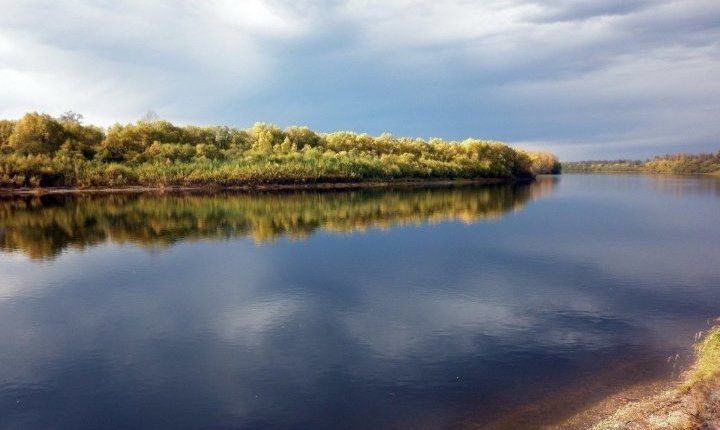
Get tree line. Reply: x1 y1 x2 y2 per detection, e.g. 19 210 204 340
0 112 559 188
562 152 720 175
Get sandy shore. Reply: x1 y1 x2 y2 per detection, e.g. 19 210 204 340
462 365 717 430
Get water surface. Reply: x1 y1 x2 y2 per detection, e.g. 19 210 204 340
1 175 719 429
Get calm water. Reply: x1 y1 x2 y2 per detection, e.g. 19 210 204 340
1 175 719 429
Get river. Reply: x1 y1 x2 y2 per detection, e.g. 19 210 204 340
1 174 719 429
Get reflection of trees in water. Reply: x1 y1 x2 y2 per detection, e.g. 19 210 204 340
0 179 558 259
646 175 720 197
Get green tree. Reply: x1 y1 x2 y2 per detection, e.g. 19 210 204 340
8 112 66 155
195 143 221 160
58 112 104 159
250 123 282 154
0 119 16 152
285 126 319 149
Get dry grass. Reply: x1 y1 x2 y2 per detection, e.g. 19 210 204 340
681 327 720 429
684 327 720 389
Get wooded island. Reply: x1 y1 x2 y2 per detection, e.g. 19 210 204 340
0 112 560 189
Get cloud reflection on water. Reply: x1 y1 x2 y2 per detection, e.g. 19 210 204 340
1 175 720 429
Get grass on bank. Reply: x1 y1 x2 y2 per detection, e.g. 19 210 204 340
684 326 720 390
679 326 720 428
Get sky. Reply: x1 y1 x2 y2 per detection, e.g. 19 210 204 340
0 0 719 160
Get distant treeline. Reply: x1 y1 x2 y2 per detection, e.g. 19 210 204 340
563 151 720 175
0 180 557 259
0 112 559 188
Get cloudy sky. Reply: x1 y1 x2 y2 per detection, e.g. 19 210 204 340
1 0 719 159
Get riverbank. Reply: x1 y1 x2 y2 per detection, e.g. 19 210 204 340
0 177 534 196
561 170 720 177
471 326 720 430
562 151 720 175
561 327 720 430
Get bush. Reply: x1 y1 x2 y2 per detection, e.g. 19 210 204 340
0 112 551 188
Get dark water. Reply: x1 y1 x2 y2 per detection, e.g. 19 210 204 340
1 175 719 430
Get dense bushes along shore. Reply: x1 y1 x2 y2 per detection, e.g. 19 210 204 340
0 112 559 188
563 151 720 175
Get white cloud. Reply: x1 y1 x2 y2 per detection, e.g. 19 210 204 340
0 0 303 124
0 0 718 156
504 44 720 158
328 0 720 157
0 30 165 125
337 0 540 48
203 0 310 37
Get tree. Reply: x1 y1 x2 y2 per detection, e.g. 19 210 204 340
8 112 66 155
280 136 293 153
195 143 221 160
55 111 104 159
98 124 147 162
285 126 319 149
524 151 561 174
0 120 16 151
250 123 282 154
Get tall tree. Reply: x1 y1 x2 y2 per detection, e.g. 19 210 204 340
8 112 65 155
